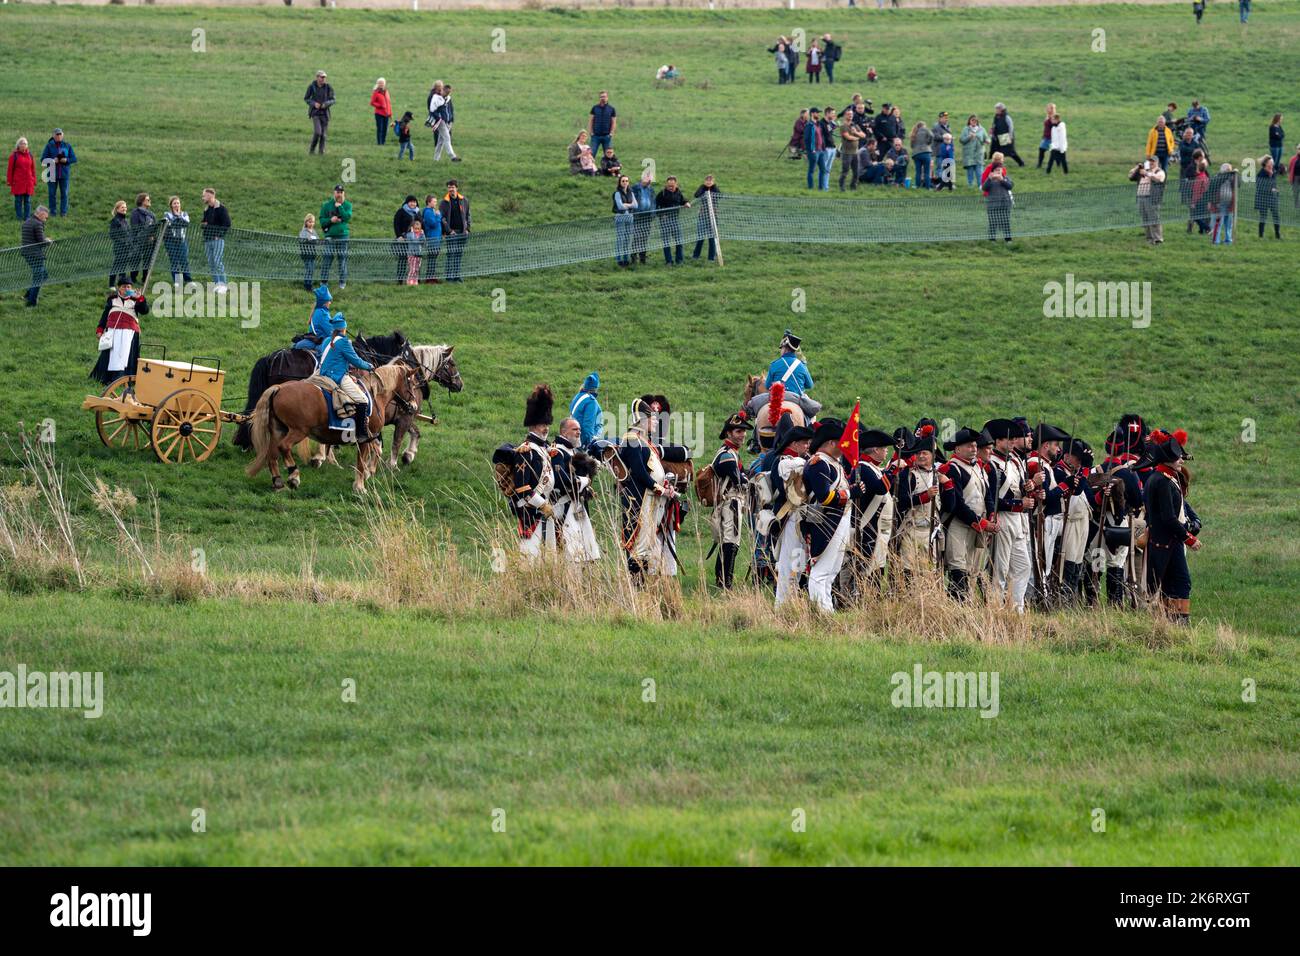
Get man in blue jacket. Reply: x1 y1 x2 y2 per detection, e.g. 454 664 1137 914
40 129 76 217
315 313 376 442
569 372 603 446
764 329 814 397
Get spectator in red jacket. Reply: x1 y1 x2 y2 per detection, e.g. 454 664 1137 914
371 78 392 146
6 137 37 221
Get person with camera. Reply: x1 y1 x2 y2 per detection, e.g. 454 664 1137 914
1131 155 1167 245
991 103 1024 167
984 164 1014 241
304 70 335 155
839 114 864 191
318 184 352 288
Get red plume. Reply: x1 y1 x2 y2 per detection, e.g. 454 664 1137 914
1173 428 1188 446
768 382 785 427
1150 429 1169 444
920 423 935 437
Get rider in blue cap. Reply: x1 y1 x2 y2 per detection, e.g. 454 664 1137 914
295 284 335 351
568 371 603 447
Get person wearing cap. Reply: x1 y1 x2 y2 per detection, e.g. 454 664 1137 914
568 372 603 448
709 411 752 590
1055 437 1096 603
843 427 896 597
771 416 815 607
617 396 687 585
439 180 471 281
91 279 148 390
39 128 76 217
305 70 336 155
798 419 852 612
1140 431 1200 623
764 330 814 398
749 412 800 590
315 311 377 444
319 185 352 288
938 427 992 600
295 285 336 352
895 424 948 576
985 419 1036 613
511 385 558 559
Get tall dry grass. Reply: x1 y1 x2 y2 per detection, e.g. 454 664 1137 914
0 444 1215 648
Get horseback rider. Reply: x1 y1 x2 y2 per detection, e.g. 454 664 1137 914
765 329 814 397
294 284 335 352
314 312 376 443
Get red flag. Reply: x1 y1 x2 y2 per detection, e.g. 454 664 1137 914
839 400 861 468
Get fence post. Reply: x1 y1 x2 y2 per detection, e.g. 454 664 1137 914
705 190 724 268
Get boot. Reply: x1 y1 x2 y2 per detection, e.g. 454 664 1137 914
1172 597 1191 625
1060 561 1081 603
1105 566 1127 608
946 568 968 601
716 543 739 590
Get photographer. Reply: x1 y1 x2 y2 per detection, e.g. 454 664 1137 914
1131 156 1167 245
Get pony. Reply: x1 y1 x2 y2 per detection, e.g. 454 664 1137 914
234 330 414 449
244 363 420 494
741 375 805 451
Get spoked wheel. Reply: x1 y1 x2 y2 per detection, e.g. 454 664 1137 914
151 388 221 464
95 375 147 451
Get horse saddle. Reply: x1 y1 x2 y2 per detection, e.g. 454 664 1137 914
306 374 370 435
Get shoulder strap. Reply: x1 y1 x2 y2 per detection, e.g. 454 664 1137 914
571 392 592 414
780 357 803 383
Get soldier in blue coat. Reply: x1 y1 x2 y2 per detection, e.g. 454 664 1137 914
800 419 851 612
764 329 814 397
710 411 752 590
314 313 376 442
617 396 691 584
511 385 558 558
1138 432 1201 624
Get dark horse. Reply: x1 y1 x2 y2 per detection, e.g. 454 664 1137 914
234 331 414 449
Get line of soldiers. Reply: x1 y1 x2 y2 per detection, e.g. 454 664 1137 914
731 408 1201 622
495 376 1201 624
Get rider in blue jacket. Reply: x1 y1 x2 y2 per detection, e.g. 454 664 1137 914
295 285 335 350
764 329 814 396
316 313 376 442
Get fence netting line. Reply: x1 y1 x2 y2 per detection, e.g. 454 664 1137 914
3 181 1295 294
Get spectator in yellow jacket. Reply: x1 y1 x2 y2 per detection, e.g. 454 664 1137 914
1146 117 1177 172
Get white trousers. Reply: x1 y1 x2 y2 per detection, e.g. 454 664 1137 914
992 521 1031 611
519 518 556 558
808 509 852 613
549 497 601 562
435 124 457 160
774 517 805 607
1043 514 1063 578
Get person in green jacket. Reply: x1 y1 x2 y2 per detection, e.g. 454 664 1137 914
959 115 990 187
318 183 352 289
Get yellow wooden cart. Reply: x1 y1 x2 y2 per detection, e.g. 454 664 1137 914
81 348 246 464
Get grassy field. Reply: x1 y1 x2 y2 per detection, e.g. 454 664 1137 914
0 3 1297 864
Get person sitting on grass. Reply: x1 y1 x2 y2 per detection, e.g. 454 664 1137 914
569 131 596 176
600 147 622 177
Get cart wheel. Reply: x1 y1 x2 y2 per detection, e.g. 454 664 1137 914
151 388 221 463
95 375 147 452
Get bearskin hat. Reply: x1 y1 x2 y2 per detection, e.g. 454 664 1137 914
523 384 554 428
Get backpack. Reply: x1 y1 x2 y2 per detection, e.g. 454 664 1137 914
491 444 519 498
694 464 718 507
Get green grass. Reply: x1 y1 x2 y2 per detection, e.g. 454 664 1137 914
1 592 1297 865
0 3 1297 864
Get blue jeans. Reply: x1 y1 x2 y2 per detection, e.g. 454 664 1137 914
14 193 31 220
966 165 979 186
375 113 388 145
47 179 68 215
591 134 612 159
824 60 834 83
165 238 192 281
614 213 633 263
444 233 467 279
398 140 414 160
24 256 46 304
1239 0 1250 20
806 150 819 188
818 149 834 189
1269 146 1282 167
914 151 932 189
204 238 227 284
320 236 348 284
301 256 316 285
660 217 683 263
423 237 441 279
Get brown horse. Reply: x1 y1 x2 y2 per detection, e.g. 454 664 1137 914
741 373 805 450
245 364 419 493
